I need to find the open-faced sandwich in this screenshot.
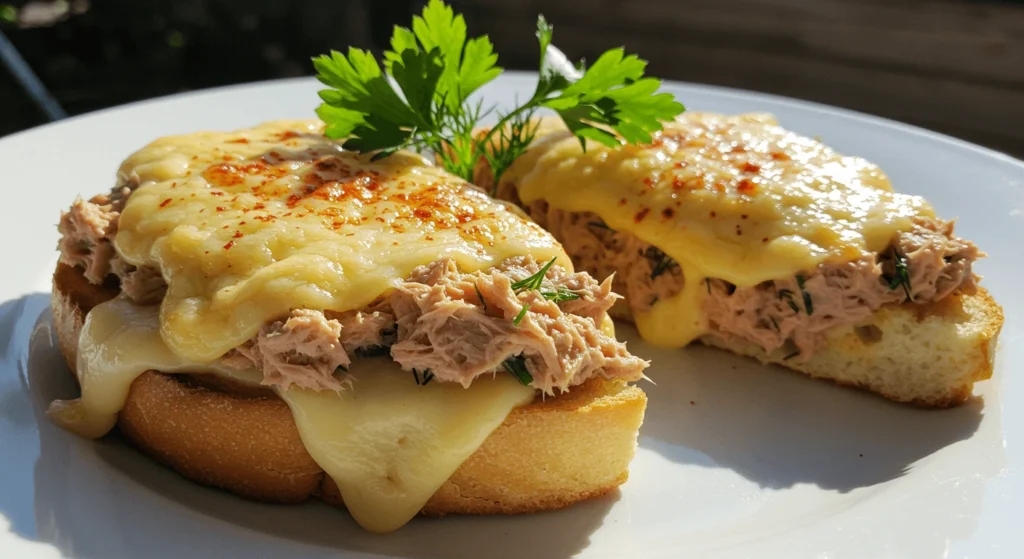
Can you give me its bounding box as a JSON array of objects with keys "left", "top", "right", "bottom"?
[
  {"left": 482, "top": 113, "right": 1003, "bottom": 408},
  {"left": 49, "top": 120, "right": 649, "bottom": 533}
]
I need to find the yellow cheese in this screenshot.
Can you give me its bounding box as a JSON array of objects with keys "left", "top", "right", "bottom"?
[
  {"left": 506, "top": 113, "right": 935, "bottom": 347},
  {"left": 47, "top": 296, "right": 245, "bottom": 438},
  {"left": 281, "top": 359, "right": 533, "bottom": 533},
  {"left": 48, "top": 298, "right": 533, "bottom": 533},
  {"left": 113, "top": 120, "right": 569, "bottom": 362}
]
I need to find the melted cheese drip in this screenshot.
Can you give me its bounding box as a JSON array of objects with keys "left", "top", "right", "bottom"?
[
  {"left": 114, "top": 120, "right": 569, "bottom": 362},
  {"left": 47, "top": 296, "right": 245, "bottom": 438},
  {"left": 281, "top": 361, "right": 533, "bottom": 533},
  {"left": 507, "top": 113, "right": 936, "bottom": 347},
  {"left": 48, "top": 299, "right": 533, "bottom": 533}
]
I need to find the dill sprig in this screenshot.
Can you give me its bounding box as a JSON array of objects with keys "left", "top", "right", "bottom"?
[
  {"left": 511, "top": 256, "right": 558, "bottom": 291},
  {"left": 513, "top": 304, "right": 530, "bottom": 326},
  {"left": 509, "top": 257, "right": 578, "bottom": 325},
  {"left": 541, "top": 285, "right": 580, "bottom": 303}
]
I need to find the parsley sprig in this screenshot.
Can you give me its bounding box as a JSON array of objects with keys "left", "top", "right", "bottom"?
[{"left": 312, "top": 0, "right": 684, "bottom": 190}]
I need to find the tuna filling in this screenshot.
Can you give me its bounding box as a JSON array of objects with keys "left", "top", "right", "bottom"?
[
  {"left": 58, "top": 193, "right": 647, "bottom": 393},
  {"left": 519, "top": 198, "right": 981, "bottom": 359}
]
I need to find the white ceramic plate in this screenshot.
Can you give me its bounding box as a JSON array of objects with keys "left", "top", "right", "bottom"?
[{"left": 1, "top": 74, "right": 1021, "bottom": 559}]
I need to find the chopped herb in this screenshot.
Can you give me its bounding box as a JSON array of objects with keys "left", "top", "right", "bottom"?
[
  {"left": 887, "top": 248, "right": 913, "bottom": 302},
  {"left": 412, "top": 368, "right": 435, "bottom": 386},
  {"left": 783, "top": 350, "right": 800, "bottom": 360},
  {"left": 643, "top": 246, "right": 676, "bottom": 280},
  {"left": 795, "top": 274, "right": 814, "bottom": 315},
  {"left": 474, "top": 281, "right": 488, "bottom": 311},
  {"left": 502, "top": 355, "right": 533, "bottom": 386},
  {"left": 587, "top": 220, "right": 614, "bottom": 232},
  {"left": 511, "top": 256, "right": 557, "bottom": 291},
  {"left": 705, "top": 278, "right": 712, "bottom": 294},
  {"left": 778, "top": 289, "right": 800, "bottom": 314},
  {"left": 509, "top": 255, "right": 565, "bottom": 323},
  {"left": 768, "top": 316, "right": 780, "bottom": 331},
  {"left": 513, "top": 302, "right": 531, "bottom": 325},
  {"left": 540, "top": 286, "right": 580, "bottom": 302}
]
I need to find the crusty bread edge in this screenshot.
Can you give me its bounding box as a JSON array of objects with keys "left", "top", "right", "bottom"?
[{"left": 51, "top": 263, "right": 648, "bottom": 517}]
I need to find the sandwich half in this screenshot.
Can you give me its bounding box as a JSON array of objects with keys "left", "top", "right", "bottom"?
[
  {"left": 483, "top": 113, "right": 1003, "bottom": 408},
  {"left": 50, "top": 120, "right": 648, "bottom": 532}
]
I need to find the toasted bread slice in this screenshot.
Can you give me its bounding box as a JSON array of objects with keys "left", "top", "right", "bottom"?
[
  {"left": 52, "top": 263, "right": 647, "bottom": 515},
  {"left": 609, "top": 289, "right": 1002, "bottom": 408},
  {"left": 698, "top": 289, "right": 1002, "bottom": 407}
]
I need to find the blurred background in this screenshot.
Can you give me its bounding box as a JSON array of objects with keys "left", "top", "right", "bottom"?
[{"left": 1, "top": 0, "right": 1022, "bottom": 156}]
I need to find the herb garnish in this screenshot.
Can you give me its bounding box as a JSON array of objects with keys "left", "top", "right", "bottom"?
[
  {"left": 312, "top": 0, "right": 684, "bottom": 191},
  {"left": 502, "top": 355, "right": 533, "bottom": 386},
  {"left": 887, "top": 248, "right": 913, "bottom": 302},
  {"left": 778, "top": 288, "right": 800, "bottom": 314},
  {"left": 511, "top": 256, "right": 558, "bottom": 291},
  {"left": 795, "top": 274, "right": 814, "bottom": 315},
  {"left": 643, "top": 246, "right": 676, "bottom": 280},
  {"left": 474, "top": 281, "right": 488, "bottom": 311},
  {"left": 412, "top": 368, "right": 435, "bottom": 386},
  {"left": 509, "top": 257, "right": 578, "bottom": 325},
  {"left": 541, "top": 285, "right": 580, "bottom": 303},
  {"left": 513, "top": 304, "right": 530, "bottom": 326}
]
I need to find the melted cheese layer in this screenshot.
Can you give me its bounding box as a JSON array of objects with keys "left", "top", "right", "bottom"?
[
  {"left": 48, "top": 296, "right": 244, "bottom": 439},
  {"left": 506, "top": 113, "right": 935, "bottom": 347},
  {"left": 114, "top": 120, "right": 569, "bottom": 362},
  {"left": 48, "top": 299, "right": 533, "bottom": 533}
]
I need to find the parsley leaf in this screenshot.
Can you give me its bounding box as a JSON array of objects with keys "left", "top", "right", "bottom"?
[{"left": 313, "top": 0, "right": 685, "bottom": 189}]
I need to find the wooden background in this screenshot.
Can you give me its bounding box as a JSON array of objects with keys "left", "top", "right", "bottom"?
[
  {"left": 446, "top": 0, "right": 1024, "bottom": 156},
  {"left": 1, "top": 0, "right": 1023, "bottom": 157}
]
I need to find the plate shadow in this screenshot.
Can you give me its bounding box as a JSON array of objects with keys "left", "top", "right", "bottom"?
[{"left": 633, "top": 332, "right": 985, "bottom": 492}]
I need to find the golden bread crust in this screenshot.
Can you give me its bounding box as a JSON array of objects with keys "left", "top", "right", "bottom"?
[
  {"left": 51, "top": 264, "right": 647, "bottom": 515},
  {"left": 699, "top": 289, "right": 1003, "bottom": 408}
]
